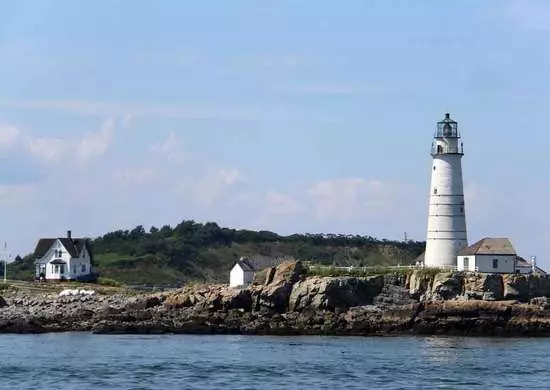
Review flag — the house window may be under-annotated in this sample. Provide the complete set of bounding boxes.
[55,250,63,258]
[493,258,498,269]
[73,265,77,274]
[81,264,86,273]
[460,207,464,213]
[463,257,469,269]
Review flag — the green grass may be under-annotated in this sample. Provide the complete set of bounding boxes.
[306,265,453,279]
[413,267,450,278]
[97,277,122,287]
[307,265,412,278]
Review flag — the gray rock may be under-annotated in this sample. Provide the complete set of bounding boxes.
[431,272,463,300]
[289,276,384,312]
[464,273,503,300]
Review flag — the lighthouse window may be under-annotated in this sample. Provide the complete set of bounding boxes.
[433,166,436,170]
[433,188,438,195]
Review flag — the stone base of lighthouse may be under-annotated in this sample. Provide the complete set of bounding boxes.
[424,237,467,268]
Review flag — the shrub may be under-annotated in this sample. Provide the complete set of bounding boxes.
[97,277,121,287]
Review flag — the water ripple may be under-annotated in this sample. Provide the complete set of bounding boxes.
[0,334,548,389]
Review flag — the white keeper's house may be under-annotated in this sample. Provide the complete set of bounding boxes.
[456,237,546,275]
[34,230,96,282]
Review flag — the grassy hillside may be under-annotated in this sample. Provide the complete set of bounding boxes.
[8,220,425,286]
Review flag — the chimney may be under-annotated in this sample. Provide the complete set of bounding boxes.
[67,230,72,240]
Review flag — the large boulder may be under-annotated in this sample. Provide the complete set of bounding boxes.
[408,270,434,299]
[503,274,529,301]
[163,285,253,312]
[430,272,463,300]
[289,276,384,312]
[163,285,213,309]
[251,261,305,313]
[464,273,503,300]
[527,275,550,298]
[503,274,550,301]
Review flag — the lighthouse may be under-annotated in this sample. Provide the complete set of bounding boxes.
[424,113,468,268]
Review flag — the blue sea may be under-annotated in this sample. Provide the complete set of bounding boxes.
[0,333,546,389]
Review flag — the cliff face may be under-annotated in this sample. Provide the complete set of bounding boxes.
[2,262,550,336]
[407,270,550,302]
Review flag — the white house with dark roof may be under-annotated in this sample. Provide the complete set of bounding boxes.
[229,255,294,287]
[457,237,516,273]
[34,230,95,281]
[514,256,547,275]
[456,237,548,274]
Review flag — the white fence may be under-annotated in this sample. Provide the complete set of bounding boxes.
[307,264,475,273]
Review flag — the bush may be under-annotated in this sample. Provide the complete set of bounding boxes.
[0,283,10,291]
[97,277,121,287]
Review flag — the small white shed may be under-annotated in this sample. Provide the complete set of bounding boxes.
[229,255,294,288]
[457,237,516,273]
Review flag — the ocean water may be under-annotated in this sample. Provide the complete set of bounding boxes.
[0,333,547,389]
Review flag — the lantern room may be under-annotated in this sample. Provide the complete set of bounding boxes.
[431,113,463,156]
[435,113,460,139]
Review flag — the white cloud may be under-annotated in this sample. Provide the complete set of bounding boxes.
[26,136,68,162]
[0,99,261,122]
[262,191,303,217]
[76,118,115,163]
[309,178,396,221]
[113,168,155,186]
[218,168,241,185]
[121,114,133,128]
[151,131,178,153]
[0,185,34,205]
[193,168,243,206]
[150,131,186,163]
[25,118,115,164]
[0,124,21,151]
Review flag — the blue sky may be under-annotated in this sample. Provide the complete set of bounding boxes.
[1,0,550,267]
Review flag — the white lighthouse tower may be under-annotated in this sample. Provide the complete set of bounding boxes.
[424,113,468,268]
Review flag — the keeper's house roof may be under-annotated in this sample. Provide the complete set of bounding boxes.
[458,237,516,256]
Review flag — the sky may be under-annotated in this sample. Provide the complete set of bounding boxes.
[1,0,550,267]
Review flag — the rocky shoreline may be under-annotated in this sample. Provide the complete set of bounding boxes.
[2,261,550,336]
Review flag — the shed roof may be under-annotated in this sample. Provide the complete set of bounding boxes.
[236,254,295,272]
[458,237,516,256]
